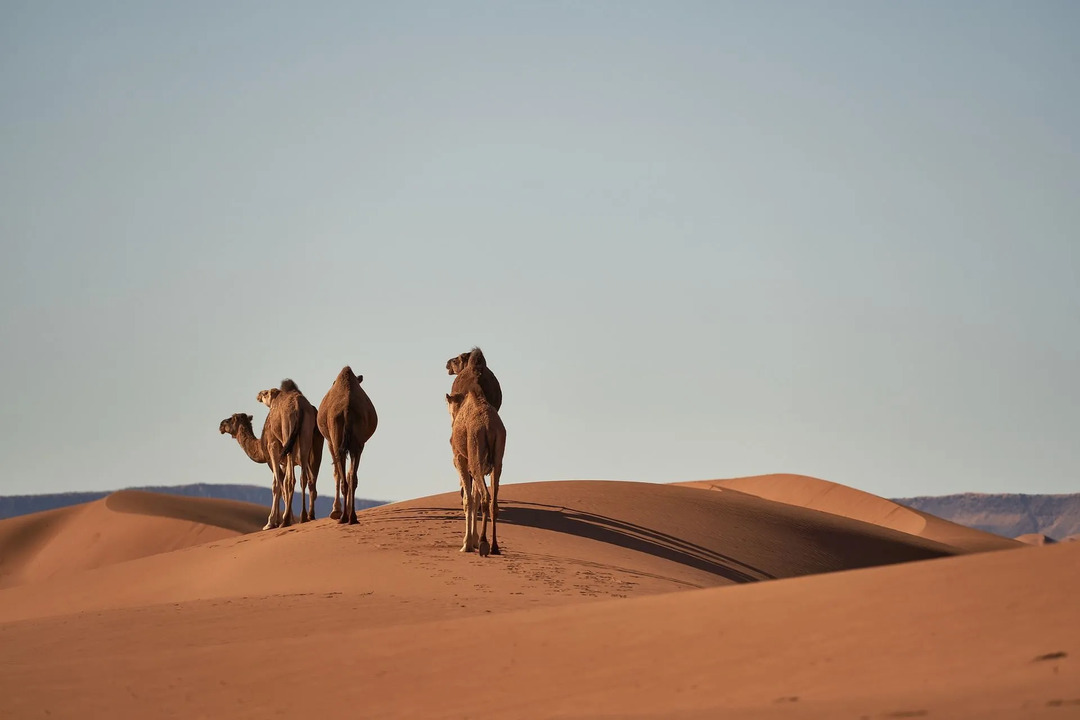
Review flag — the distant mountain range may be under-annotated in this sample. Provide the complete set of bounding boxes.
[893,493,1080,541]
[0,483,387,522]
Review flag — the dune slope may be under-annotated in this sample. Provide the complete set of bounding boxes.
[680,473,1020,552]
[0,490,265,588]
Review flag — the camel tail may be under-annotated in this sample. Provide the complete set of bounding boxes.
[469,427,496,480]
[486,441,498,477]
[281,414,303,456]
[341,399,350,459]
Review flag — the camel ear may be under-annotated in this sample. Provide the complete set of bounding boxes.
[357,375,363,384]
[445,394,452,402]
[244,414,253,422]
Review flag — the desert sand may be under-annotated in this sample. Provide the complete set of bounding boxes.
[1,477,1076,719]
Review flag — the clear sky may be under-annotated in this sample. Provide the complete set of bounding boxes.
[1,1,1077,502]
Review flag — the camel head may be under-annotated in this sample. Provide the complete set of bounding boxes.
[256,388,281,408]
[219,413,254,437]
[446,393,466,421]
[446,352,470,376]
[447,347,488,375]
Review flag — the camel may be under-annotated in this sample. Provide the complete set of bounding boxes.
[445,354,506,556]
[446,347,502,411]
[256,380,324,522]
[317,367,378,524]
[219,412,268,466]
[448,347,502,517]
[218,409,301,529]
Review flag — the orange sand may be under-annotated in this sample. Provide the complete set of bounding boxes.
[1,477,1074,719]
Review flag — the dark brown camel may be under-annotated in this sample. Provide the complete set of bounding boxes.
[317,367,378,524]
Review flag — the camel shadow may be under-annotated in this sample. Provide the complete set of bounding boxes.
[499,501,774,584]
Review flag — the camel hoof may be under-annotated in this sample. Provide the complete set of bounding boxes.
[299,512,309,523]
[460,544,474,553]
[490,545,501,555]
[348,515,359,525]
[337,515,349,525]
[330,509,342,520]
[262,523,276,531]
[479,539,490,557]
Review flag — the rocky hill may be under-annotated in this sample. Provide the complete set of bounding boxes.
[893,493,1080,540]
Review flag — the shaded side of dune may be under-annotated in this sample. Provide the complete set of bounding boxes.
[0,505,85,586]
[104,490,267,533]
[681,474,1019,553]
[395,481,964,584]
[0,491,268,589]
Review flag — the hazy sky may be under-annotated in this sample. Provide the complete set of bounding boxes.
[1,1,1077,502]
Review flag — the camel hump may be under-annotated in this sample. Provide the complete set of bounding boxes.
[280,378,300,394]
[466,347,488,371]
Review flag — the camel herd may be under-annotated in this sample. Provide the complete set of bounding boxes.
[218,347,507,557]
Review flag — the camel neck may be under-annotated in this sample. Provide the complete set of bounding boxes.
[237,425,268,464]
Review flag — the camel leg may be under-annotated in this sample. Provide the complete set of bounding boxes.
[344,444,363,525]
[265,454,285,530]
[330,478,342,520]
[456,462,475,552]
[331,442,348,525]
[281,457,297,527]
[310,429,323,520]
[343,454,356,525]
[298,464,309,523]
[330,448,344,521]
[474,472,491,558]
[264,476,280,530]
[489,459,502,555]
[300,482,309,523]
[300,450,315,522]
[305,460,317,522]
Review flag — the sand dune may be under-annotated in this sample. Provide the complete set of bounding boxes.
[2,477,1069,719]
[680,473,1019,552]
[0,490,265,588]
[0,480,960,623]
[1016,533,1057,545]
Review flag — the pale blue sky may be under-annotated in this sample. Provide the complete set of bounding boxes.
[1,1,1077,501]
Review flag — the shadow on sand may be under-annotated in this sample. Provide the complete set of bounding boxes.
[500,502,772,584]
[368,501,773,583]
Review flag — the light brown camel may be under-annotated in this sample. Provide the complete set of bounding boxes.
[446,347,502,411]
[219,412,268,466]
[317,367,378,524]
[218,409,300,529]
[446,354,506,556]
[257,379,324,522]
[257,385,306,528]
[447,347,503,517]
